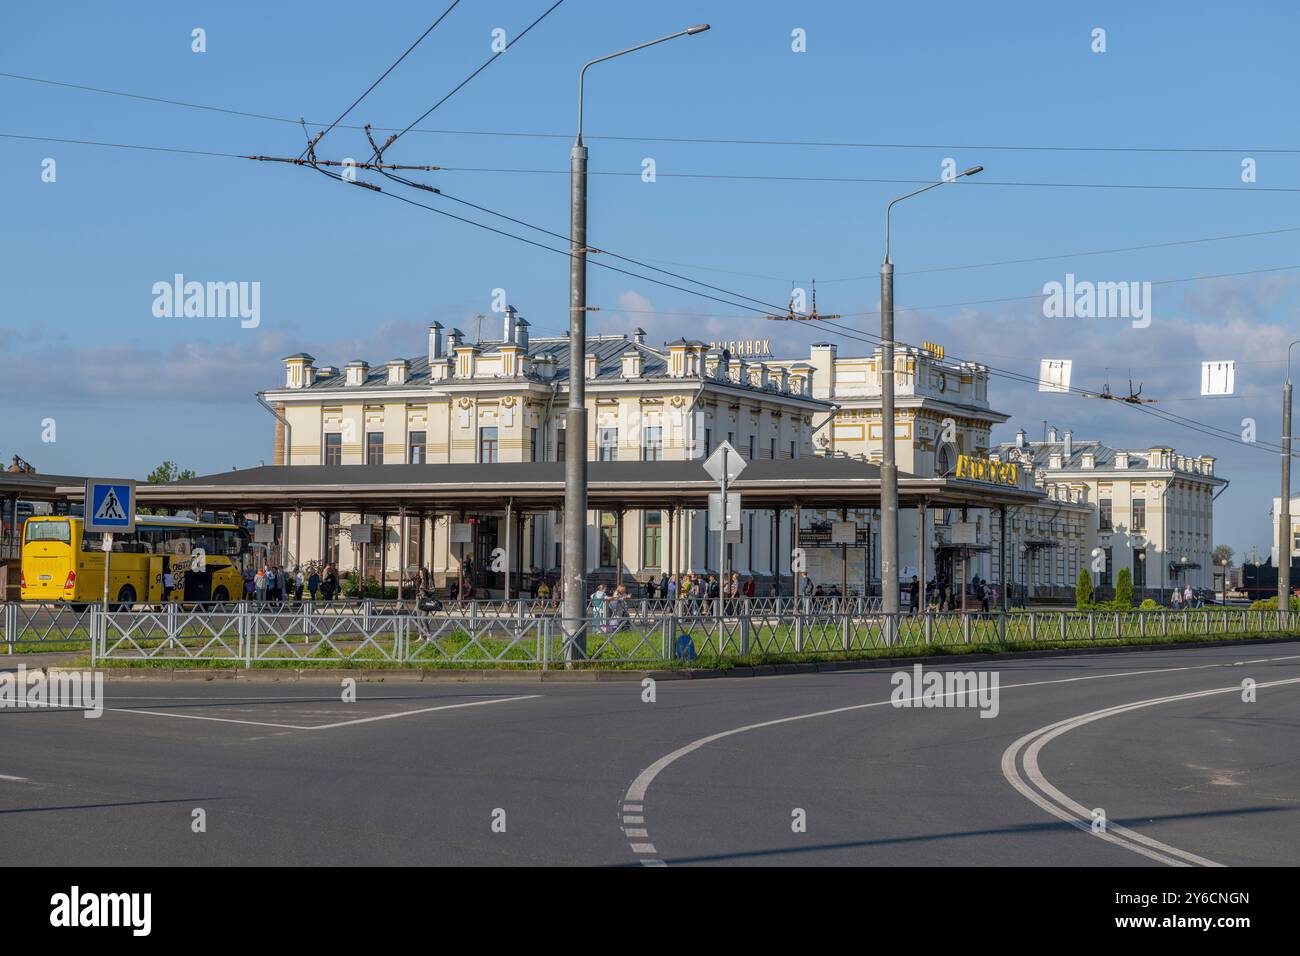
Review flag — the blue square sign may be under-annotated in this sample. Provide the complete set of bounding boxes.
[85,479,136,533]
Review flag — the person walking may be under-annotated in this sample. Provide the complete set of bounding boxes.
[293,566,305,604]
[1172,586,1182,610]
[591,583,609,634]
[308,565,321,600]
[1184,583,1195,609]
[254,565,268,603]
[908,575,920,614]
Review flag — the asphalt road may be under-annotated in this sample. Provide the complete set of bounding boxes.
[2,641,1297,866]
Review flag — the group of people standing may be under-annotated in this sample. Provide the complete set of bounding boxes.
[245,561,340,605]
[916,576,996,613]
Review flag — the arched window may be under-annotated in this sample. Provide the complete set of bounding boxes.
[936,444,954,478]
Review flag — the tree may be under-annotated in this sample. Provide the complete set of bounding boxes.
[147,461,196,485]
[1212,544,1234,567]
[1075,568,1093,609]
[1114,567,1134,608]
[141,461,196,516]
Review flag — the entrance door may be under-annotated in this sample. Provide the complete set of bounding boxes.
[473,517,499,593]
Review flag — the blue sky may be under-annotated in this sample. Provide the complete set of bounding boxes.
[2,0,1298,559]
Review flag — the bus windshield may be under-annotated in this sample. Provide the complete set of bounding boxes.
[25,519,70,544]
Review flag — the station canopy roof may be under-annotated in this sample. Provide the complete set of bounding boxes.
[90,458,1047,513]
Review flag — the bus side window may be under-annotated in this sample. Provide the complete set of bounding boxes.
[82,530,103,553]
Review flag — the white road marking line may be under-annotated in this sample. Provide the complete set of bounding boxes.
[640,859,667,867]
[1002,676,1300,867]
[107,708,303,729]
[621,653,1300,864]
[630,843,657,854]
[106,694,438,702]
[0,774,30,782]
[623,815,644,824]
[109,694,541,731]
[622,804,643,812]
[625,828,649,837]
[306,695,541,730]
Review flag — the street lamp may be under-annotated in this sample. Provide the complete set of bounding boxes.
[879,165,983,624]
[563,24,711,659]
[1279,338,1299,610]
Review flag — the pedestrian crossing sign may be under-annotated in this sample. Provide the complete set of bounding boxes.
[85,478,136,532]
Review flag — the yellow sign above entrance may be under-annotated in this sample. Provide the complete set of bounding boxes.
[955,454,1020,487]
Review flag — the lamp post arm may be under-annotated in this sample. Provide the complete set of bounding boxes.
[884,166,983,263]
[577,27,706,141]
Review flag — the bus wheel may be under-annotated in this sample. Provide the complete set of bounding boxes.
[114,585,137,611]
[213,586,229,604]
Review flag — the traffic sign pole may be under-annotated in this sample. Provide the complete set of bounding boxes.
[719,446,728,587]
[102,533,113,612]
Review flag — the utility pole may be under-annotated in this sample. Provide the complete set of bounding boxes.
[562,24,711,661]
[1281,339,1298,609]
[879,165,983,627]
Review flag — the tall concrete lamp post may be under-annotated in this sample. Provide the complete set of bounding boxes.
[879,166,983,623]
[563,24,711,659]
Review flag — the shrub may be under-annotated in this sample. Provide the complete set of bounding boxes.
[1139,598,1159,610]
[1114,567,1134,608]
[1250,595,1300,611]
[1075,568,1093,609]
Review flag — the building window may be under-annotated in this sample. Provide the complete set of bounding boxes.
[599,511,618,567]
[643,426,662,461]
[1133,547,1146,587]
[324,433,342,466]
[366,432,384,465]
[749,435,756,459]
[790,441,797,460]
[1100,547,1113,586]
[408,431,426,465]
[479,426,498,463]
[529,427,538,463]
[598,427,618,462]
[325,512,341,564]
[1131,498,1146,532]
[556,426,566,462]
[770,437,776,460]
[1099,498,1113,531]
[406,517,422,570]
[643,510,662,568]
[704,428,713,456]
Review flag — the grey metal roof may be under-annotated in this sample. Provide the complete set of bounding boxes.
[284,333,820,400]
[161,456,886,488]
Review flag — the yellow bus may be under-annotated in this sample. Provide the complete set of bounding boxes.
[21,515,250,606]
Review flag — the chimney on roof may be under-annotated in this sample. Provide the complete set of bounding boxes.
[513,315,529,351]
[448,327,464,350]
[633,327,646,345]
[1063,429,1073,460]
[428,322,444,361]
[1047,425,1058,443]
[503,305,517,343]
[1015,428,1026,449]
[345,360,369,387]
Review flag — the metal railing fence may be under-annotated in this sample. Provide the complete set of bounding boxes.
[0,603,1278,665]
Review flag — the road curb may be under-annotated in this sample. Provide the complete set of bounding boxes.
[44,634,1299,683]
